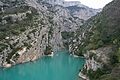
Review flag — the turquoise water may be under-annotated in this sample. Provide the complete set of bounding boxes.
[0,51,85,80]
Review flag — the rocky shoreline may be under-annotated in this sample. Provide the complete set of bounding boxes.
[78,71,89,80]
[78,61,90,80]
[2,51,54,68]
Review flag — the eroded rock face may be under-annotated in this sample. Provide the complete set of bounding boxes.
[41,0,101,20]
[43,0,102,20]
[41,0,80,7]
[67,6,101,20]
[78,46,114,80]
[41,0,64,6]
[0,0,83,67]
[85,46,113,71]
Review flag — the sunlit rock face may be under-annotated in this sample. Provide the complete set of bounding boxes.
[41,0,64,5]
[42,0,82,7]
[41,0,86,7]
[66,6,101,20]
[63,1,81,7]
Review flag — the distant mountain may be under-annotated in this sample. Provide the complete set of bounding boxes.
[66,6,101,20]
[41,0,80,7]
[41,0,101,20]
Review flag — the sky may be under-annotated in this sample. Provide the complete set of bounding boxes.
[65,0,113,9]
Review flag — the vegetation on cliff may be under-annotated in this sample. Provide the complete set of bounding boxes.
[75,0,120,80]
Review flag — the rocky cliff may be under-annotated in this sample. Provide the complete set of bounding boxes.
[41,0,64,6]
[66,6,101,20]
[41,0,101,20]
[0,0,83,67]
[41,0,80,7]
[68,0,120,80]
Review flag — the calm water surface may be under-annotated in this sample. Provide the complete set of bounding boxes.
[0,51,85,80]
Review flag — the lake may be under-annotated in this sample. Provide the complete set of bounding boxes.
[0,51,85,80]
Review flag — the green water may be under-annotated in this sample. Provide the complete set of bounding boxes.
[0,51,85,80]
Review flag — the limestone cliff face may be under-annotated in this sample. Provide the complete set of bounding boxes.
[67,6,101,20]
[41,0,80,7]
[41,0,101,20]
[0,0,82,67]
[41,0,64,6]
[63,1,80,7]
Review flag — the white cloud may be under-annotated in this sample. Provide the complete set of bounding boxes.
[65,0,113,9]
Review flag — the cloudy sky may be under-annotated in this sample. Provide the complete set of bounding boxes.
[65,0,113,9]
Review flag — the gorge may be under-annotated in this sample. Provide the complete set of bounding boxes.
[0,0,120,80]
[0,0,98,68]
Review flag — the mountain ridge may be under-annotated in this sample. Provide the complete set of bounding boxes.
[41,0,101,20]
[67,0,120,79]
